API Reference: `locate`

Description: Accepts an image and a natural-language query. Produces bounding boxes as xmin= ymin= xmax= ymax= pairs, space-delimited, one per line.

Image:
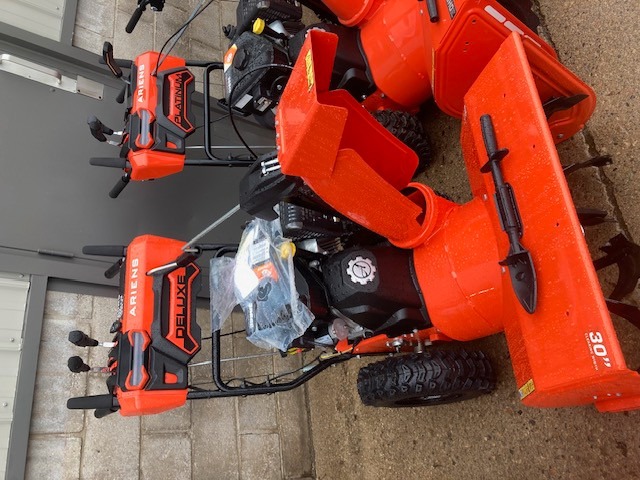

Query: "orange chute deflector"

xmin=275 ymin=30 xmax=640 ymax=412
xmin=325 ymin=0 xmax=556 ymax=113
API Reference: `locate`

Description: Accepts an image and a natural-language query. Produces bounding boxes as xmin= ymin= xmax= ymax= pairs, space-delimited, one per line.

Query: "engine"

xmin=222 ymin=0 xmax=374 ymax=126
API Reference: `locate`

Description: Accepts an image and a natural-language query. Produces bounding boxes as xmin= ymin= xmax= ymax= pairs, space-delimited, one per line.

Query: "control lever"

xmin=480 ymin=114 xmax=537 ymax=314
xmin=126 ymin=2 xmax=147 ymax=34
xmin=116 ymin=83 xmax=127 ymax=104
xmin=126 ymin=0 xmax=165 ymax=33
xmin=109 ymin=173 xmax=131 ymax=199
xmin=104 ymin=258 xmax=124 ymax=279
xmin=94 ymin=408 xmax=118 ymax=419
xmin=82 ymin=245 xmax=127 ymax=277
xmin=102 ymin=42 xmax=123 ymax=78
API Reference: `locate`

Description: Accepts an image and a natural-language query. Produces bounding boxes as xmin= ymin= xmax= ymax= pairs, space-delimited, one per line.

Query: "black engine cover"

xmin=224 ymin=32 xmax=290 ymax=115
xmin=322 ymin=246 xmax=430 ymax=334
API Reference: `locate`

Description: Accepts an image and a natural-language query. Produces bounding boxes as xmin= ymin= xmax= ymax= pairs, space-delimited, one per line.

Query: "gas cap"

xmin=233 ymin=48 xmax=249 ymax=70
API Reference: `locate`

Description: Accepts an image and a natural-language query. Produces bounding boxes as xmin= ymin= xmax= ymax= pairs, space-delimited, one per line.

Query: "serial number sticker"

xmin=305 ymin=50 xmax=314 ymax=92
xmin=518 ymin=379 xmax=535 ymax=399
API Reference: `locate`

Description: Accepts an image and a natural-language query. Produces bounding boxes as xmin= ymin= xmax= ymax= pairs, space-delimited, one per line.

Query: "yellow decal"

xmin=305 ymin=50 xmax=314 ymax=92
xmin=518 ymin=379 xmax=535 ymax=399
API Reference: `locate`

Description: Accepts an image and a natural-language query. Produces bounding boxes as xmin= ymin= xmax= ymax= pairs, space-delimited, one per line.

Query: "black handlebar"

xmin=82 ymin=245 xmax=126 ymax=257
xmin=67 ymin=394 xmax=119 ymax=410
xmin=87 ymin=116 xmax=114 ymax=143
xmin=68 ymin=330 xmax=99 ymax=347
xmin=109 ymin=174 xmax=131 ymax=198
xmin=125 ymin=4 xmax=146 ymax=33
xmin=90 ymin=157 xmax=128 ymax=169
xmin=68 ymin=356 xmax=91 ymax=373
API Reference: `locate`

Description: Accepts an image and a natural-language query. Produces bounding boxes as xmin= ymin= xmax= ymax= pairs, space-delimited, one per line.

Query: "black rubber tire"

xmin=357 ymin=349 xmax=496 ymax=407
xmin=496 ymin=0 xmax=540 ymax=33
xmin=372 ymin=110 xmax=431 ymax=171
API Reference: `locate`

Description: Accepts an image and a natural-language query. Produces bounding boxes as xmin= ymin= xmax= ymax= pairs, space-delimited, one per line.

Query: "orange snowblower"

xmin=88 ymin=0 xmax=561 ymax=196
xmin=272 ymin=30 xmax=640 ymax=412
xmin=220 ymin=0 xmax=557 ymax=164
xmin=67 ymin=24 xmax=640 ymax=419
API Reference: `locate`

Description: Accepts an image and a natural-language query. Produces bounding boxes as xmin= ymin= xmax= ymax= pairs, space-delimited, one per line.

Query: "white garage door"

xmin=0 ymin=273 xmax=30 ymax=480
xmin=0 ymin=0 xmax=66 ymax=41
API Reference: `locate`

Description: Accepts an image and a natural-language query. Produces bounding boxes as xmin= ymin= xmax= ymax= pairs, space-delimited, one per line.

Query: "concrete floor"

xmin=306 ymin=2 xmax=640 ymax=479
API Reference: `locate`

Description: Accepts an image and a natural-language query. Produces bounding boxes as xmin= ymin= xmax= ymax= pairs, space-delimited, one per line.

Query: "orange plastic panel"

xmin=131 ymin=52 xmax=185 ymax=117
xmin=430 ymin=0 xmax=555 ymax=117
xmin=128 ymin=52 xmax=187 ymax=180
xmin=276 ymin=31 xmax=428 ymax=246
xmin=359 ymin=0 xmax=432 ymax=107
xmin=460 ymin=33 xmax=640 ymax=410
xmin=117 ymin=389 xmax=187 ymax=416
xmin=523 ymin=41 xmax=595 ymax=143
xmin=414 ymin=197 xmax=506 ymax=340
xmin=117 ymin=234 xmax=194 ymax=416
xmin=321 ymin=0 xmax=381 ymax=26
xmin=122 ymin=235 xmax=185 ymax=334
xmin=127 ymin=150 xmax=185 ymax=180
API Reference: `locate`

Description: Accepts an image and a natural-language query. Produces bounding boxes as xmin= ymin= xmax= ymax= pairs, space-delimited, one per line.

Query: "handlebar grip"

xmin=82 ymin=245 xmax=126 ymax=257
xmin=67 ymin=394 xmax=119 ymax=410
xmin=68 ymin=356 xmax=91 ymax=373
xmin=126 ymin=5 xmax=145 ymax=33
xmin=426 ymin=0 xmax=439 ymax=22
xmin=480 ymin=114 xmax=498 ymax=157
xmin=90 ymin=157 xmax=128 ymax=169
xmin=109 ymin=174 xmax=131 ymax=198
xmin=68 ymin=330 xmax=99 ymax=347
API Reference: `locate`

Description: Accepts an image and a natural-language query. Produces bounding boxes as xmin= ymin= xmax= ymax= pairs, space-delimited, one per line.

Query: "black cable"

xmin=188 ymin=352 xmax=326 ymax=388
xmin=194 ymin=114 xmax=230 ymax=130
xmin=152 ymin=0 xmax=216 ymax=76
xmin=220 ymin=329 xmax=246 ymax=337
xmin=200 ymin=329 xmax=245 ymax=341
xmin=226 ymin=63 xmax=294 ymax=158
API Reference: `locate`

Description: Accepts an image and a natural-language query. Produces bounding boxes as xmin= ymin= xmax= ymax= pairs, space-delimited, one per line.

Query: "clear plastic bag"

xmin=208 ymin=217 xmax=314 ymax=352
xmin=235 ymin=217 xmax=314 ymax=351
xmin=209 ymin=256 xmax=237 ymax=331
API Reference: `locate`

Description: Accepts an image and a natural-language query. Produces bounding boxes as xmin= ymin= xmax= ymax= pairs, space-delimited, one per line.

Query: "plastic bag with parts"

xmin=209 ymin=256 xmax=237 ymax=332
xmin=209 ymin=217 xmax=313 ymax=352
